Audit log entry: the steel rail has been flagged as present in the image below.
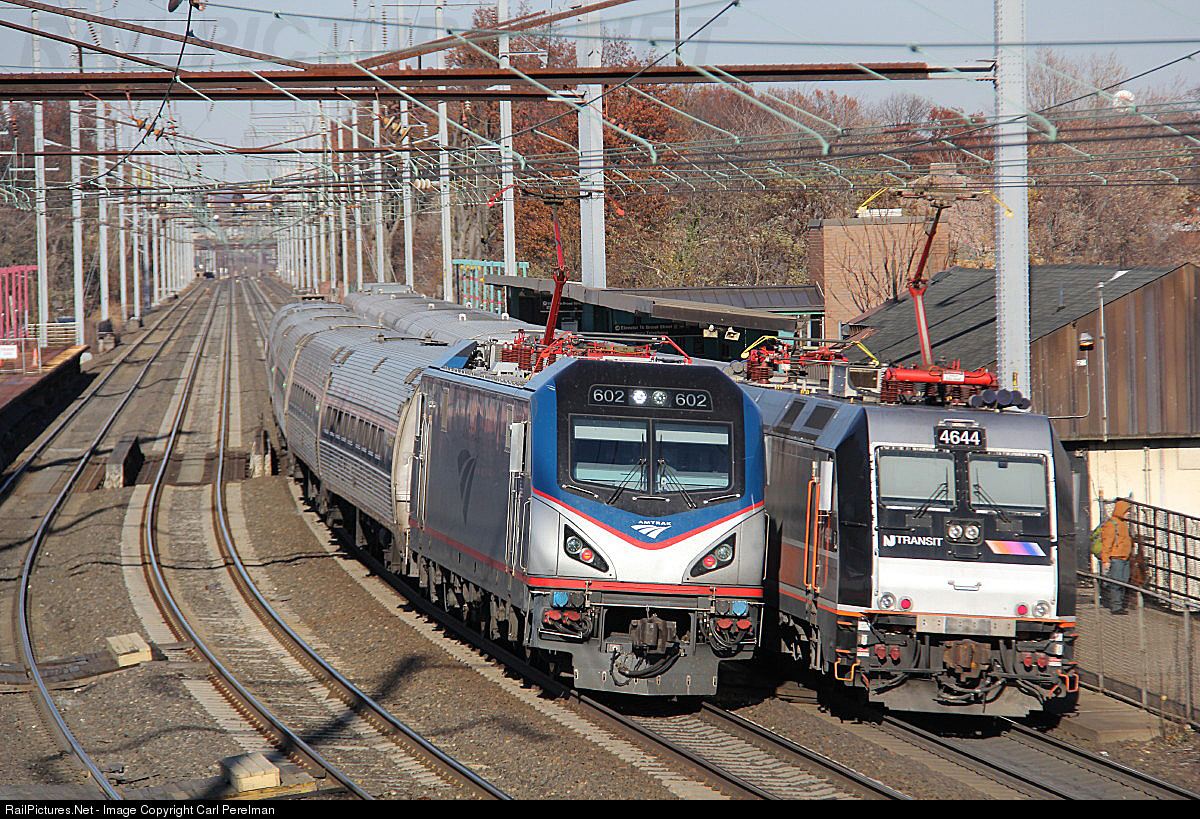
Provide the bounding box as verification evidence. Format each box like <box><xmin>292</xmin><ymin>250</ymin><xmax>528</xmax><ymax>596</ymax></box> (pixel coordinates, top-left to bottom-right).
<box><xmin>218</xmin><ymin>279</ymin><xmax>508</xmax><ymax>799</ymax></box>
<box><xmin>245</xmin><ymin>276</ymin><xmax>875</xmax><ymax>799</ymax></box>
<box><xmin>244</xmin><ymin>276</ymin><xmax>772</xmax><ymax>799</ymax></box>
<box><xmin>0</xmin><ymin>287</ymin><xmax>203</xmax><ymax>500</ymax></box>
<box><xmin>873</xmin><ymin>713</ymin><xmax>1071</xmax><ymax>799</ymax></box>
<box><xmin>282</xmin><ymin>497</ymin><xmax>770</xmax><ymax>800</ymax></box>
<box><xmin>997</xmin><ymin>717</ymin><xmax>1200</xmax><ymax>800</ymax></box>
<box><xmin>698</xmin><ymin>703</ymin><xmax>909</xmax><ymax>800</ymax></box>
<box><xmin>137</xmin><ymin>282</ymin><xmax>373</xmax><ymax>800</ymax></box>
<box><xmin>14</xmin><ymin>283</ymin><xmax>212</xmax><ymax>799</ymax></box>
<box><xmin>878</xmin><ymin>711</ymin><xmax>1198</xmax><ymax>799</ymax></box>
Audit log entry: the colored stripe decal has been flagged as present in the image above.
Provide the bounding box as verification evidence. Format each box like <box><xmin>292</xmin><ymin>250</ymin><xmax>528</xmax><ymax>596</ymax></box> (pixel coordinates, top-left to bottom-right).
<box><xmin>411</xmin><ymin>520</ymin><xmax>762</xmax><ymax>599</ymax></box>
<box><xmin>533</xmin><ymin>488</ymin><xmax>762</xmax><ymax>550</ymax></box>
<box><xmin>986</xmin><ymin>539</ymin><xmax>1045</xmax><ymax>557</ymax></box>
<box><xmin>528</xmin><ymin>576</ymin><xmax>763</xmax><ymax>598</ymax></box>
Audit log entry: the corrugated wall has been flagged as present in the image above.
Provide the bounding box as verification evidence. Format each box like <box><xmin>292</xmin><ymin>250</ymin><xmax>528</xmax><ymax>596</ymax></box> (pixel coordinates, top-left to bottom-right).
<box><xmin>1033</xmin><ymin>264</ymin><xmax>1199</xmax><ymax>441</ymax></box>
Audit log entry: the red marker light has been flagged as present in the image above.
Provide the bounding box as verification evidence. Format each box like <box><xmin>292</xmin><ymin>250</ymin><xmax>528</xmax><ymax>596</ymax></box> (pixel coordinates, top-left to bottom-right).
<box><xmin>702</xmin><ymin>554</ymin><xmax>718</xmax><ymax>569</ymax></box>
<box><xmin>580</xmin><ymin>549</ymin><xmax>594</xmax><ymax>563</ymax></box>
<box><xmin>1016</xmin><ymin>603</ymin><xmax>1029</xmax><ymax>616</ymax></box>
<box><xmin>899</xmin><ymin>598</ymin><xmax>912</xmax><ymax>610</ymax></box>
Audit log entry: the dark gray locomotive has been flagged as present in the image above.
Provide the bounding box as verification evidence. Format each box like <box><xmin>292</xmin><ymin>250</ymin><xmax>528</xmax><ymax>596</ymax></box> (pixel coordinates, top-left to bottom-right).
<box><xmin>741</xmin><ymin>367</ymin><xmax>1079</xmax><ymax>716</ymax></box>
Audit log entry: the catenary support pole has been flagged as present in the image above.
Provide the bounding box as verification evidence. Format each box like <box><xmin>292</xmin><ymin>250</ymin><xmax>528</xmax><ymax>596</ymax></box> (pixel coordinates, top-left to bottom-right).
<box><xmin>32</xmin><ymin>10</ymin><xmax>48</xmax><ymax>346</ymax></box>
<box><xmin>499</xmin><ymin>0</ymin><xmax>517</xmax><ymax>281</ymax></box>
<box><xmin>69</xmin><ymin>20</ymin><xmax>84</xmax><ymax>345</ymax></box>
<box><xmin>437</xmin><ymin>0</ymin><xmax>453</xmax><ymax>301</ymax></box>
<box><xmin>577</xmin><ymin>10</ymin><xmax>607</xmax><ymax>288</ymax></box>
<box><xmin>994</xmin><ymin>0</ymin><xmax>1030</xmax><ymax>395</ymax></box>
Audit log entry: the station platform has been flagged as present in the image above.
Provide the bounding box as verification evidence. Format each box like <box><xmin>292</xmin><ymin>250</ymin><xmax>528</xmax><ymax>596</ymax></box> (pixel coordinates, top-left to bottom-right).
<box><xmin>1055</xmin><ymin>688</ymin><xmax>1163</xmax><ymax>743</ymax></box>
<box><xmin>0</xmin><ymin>345</ymin><xmax>87</xmax><ymax>472</ymax></box>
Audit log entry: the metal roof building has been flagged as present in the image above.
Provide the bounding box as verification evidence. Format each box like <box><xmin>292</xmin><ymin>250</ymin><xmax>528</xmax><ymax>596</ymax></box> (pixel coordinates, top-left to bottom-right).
<box><xmin>845</xmin><ymin>262</ymin><xmax>1200</xmax><ymax>517</ymax></box>
<box><xmin>485</xmin><ymin>275</ymin><xmax>824</xmax><ymax>360</ymax></box>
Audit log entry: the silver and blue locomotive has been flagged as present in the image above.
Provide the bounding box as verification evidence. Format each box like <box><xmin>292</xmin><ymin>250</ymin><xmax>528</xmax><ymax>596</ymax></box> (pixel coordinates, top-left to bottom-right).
<box><xmin>267</xmin><ymin>298</ymin><xmax>766</xmax><ymax>696</ymax></box>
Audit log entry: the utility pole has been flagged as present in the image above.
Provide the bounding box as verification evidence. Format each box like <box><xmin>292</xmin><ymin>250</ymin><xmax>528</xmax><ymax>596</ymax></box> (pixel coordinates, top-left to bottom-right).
<box><xmin>32</xmin><ymin>9</ymin><xmax>48</xmax><ymax>346</ymax></box>
<box><xmin>94</xmin><ymin>0</ymin><xmax>109</xmax><ymax>323</ymax></box>
<box><xmin>577</xmin><ymin>10</ymin><xmax>607</xmax><ymax>288</ymax></box>
<box><xmin>151</xmin><ymin>211</ymin><xmax>160</xmax><ymax>305</ymax></box>
<box><xmin>437</xmin><ymin>0</ymin><xmax>454</xmax><ymax>301</ymax></box>
<box><xmin>338</xmin><ymin>116</ymin><xmax>350</xmax><ymax>295</ymax></box>
<box><xmin>350</xmin><ymin>64</ymin><xmax>364</xmax><ymax>292</ymax></box>
<box><xmin>674</xmin><ymin>0</ymin><xmax>681</xmax><ymax>66</ymax></box>
<box><xmin>994</xmin><ymin>0</ymin><xmax>1030</xmax><ymax>395</ymax></box>
<box><xmin>401</xmin><ymin>96</ymin><xmax>415</xmax><ymax>288</ymax></box>
<box><xmin>96</xmin><ymin>107</ymin><xmax>110</xmax><ymax>322</ymax></box>
<box><xmin>69</xmin><ymin>18</ymin><xmax>85</xmax><ymax>345</ymax></box>
<box><xmin>373</xmin><ymin>5</ymin><xmax>390</xmax><ymax>285</ymax></box>
<box><xmin>400</xmin><ymin>33</ymin><xmax>415</xmax><ymax>290</ymax></box>
<box><xmin>499</xmin><ymin>0</ymin><xmax>517</xmax><ymax>281</ymax></box>
<box><xmin>131</xmin><ymin>204</ymin><xmax>141</xmax><ymax>322</ymax></box>
<box><xmin>117</xmin><ymin>117</ymin><xmax>128</xmax><ymax>323</ymax></box>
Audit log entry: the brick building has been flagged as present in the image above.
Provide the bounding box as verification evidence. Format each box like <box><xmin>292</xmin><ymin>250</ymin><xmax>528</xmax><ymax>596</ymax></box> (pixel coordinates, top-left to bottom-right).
<box><xmin>806</xmin><ymin>213</ymin><xmax>951</xmax><ymax>338</ymax></box>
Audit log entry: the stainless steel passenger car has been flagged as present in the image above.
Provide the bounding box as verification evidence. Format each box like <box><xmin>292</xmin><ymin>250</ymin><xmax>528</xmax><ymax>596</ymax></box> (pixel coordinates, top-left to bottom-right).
<box><xmin>267</xmin><ymin>300</ymin><xmax>768</xmax><ymax>696</ymax></box>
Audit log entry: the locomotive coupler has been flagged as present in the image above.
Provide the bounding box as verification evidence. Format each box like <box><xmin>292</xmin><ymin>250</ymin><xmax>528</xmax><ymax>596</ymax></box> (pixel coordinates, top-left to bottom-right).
<box><xmin>943</xmin><ymin>639</ymin><xmax>991</xmax><ymax>681</ymax></box>
<box><xmin>628</xmin><ymin>614</ymin><xmax>678</xmax><ymax>659</ymax></box>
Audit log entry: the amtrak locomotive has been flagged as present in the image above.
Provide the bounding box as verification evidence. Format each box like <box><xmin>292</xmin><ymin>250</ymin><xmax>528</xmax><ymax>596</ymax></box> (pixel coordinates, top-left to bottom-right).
<box><xmin>267</xmin><ymin>298</ymin><xmax>765</xmax><ymax>696</ymax></box>
<box><xmin>735</xmin><ymin>345</ymin><xmax>1079</xmax><ymax>716</ymax></box>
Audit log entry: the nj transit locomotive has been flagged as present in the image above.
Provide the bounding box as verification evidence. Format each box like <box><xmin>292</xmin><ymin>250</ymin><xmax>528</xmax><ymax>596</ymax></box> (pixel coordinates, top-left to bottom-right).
<box><xmin>735</xmin><ymin>347</ymin><xmax>1078</xmax><ymax>716</ymax></box>
<box><xmin>267</xmin><ymin>299</ymin><xmax>765</xmax><ymax>695</ymax></box>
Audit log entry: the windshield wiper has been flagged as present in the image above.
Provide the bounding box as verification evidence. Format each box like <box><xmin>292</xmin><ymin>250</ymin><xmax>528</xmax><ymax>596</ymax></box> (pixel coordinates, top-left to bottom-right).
<box><xmin>606</xmin><ymin>458</ymin><xmax>647</xmax><ymax>506</ymax></box>
<box><xmin>971</xmin><ymin>482</ymin><xmax>1012</xmax><ymax>524</ymax></box>
<box><xmin>913</xmin><ymin>482</ymin><xmax>949</xmax><ymax>519</ymax></box>
<box><xmin>656</xmin><ymin>460</ymin><xmax>699</xmax><ymax>509</ymax></box>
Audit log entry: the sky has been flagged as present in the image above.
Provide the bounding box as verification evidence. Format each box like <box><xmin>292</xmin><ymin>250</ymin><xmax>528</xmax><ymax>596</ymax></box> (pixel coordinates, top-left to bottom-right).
<box><xmin>4</xmin><ymin>0</ymin><xmax>1198</xmax><ymax>183</ymax></box>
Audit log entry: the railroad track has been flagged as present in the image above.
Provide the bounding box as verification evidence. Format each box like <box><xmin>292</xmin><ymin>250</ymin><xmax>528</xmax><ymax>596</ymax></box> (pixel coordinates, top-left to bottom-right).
<box><xmin>157</xmin><ymin>278</ymin><xmax>505</xmax><ymax>798</ymax></box>
<box><xmin>874</xmin><ymin>712</ymin><xmax>1200</xmax><ymax>800</ymax></box>
<box><xmin>239</xmin><ymin>275</ymin><xmax>904</xmax><ymax>800</ymax></box>
<box><xmin>7</xmin><ymin>285</ymin><xmax>211</xmax><ymax>797</ymax></box>
<box><xmin>239</xmin><ymin>274</ymin><xmax>1200</xmax><ymax>802</ymax></box>
<box><xmin>300</xmin><ymin>499</ymin><xmax>902</xmax><ymax>800</ymax></box>
<box><xmin>774</xmin><ymin>687</ymin><xmax>1200</xmax><ymax>801</ymax></box>
<box><xmin>627</xmin><ymin>703</ymin><xmax>906</xmax><ymax>799</ymax></box>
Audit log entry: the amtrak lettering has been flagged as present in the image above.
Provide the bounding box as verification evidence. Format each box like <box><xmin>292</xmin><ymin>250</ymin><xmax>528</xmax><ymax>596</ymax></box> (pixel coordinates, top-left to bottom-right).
<box><xmin>882</xmin><ymin>534</ymin><xmax>945</xmax><ymax>548</ymax></box>
<box><xmin>631</xmin><ymin>520</ymin><xmax>672</xmax><ymax>539</ymax></box>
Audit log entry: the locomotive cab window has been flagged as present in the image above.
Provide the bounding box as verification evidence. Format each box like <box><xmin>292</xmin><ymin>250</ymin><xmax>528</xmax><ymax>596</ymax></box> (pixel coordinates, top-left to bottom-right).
<box><xmin>876</xmin><ymin>450</ymin><xmax>955</xmax><ymax>509</ymax></box>
<box><xmin>968</xmin><ymin>454</ymin><xmax>1048</xmax><ymax>514</ymax></box>
<box><xmin>570</xmin><ymin>417</ymin><xmax>649</xmax><ymax>491</ymax></box>
<box><xmin>654</xmin><ymin>421</ymin><xmax>731</xmax><ymax>491</ymax></box>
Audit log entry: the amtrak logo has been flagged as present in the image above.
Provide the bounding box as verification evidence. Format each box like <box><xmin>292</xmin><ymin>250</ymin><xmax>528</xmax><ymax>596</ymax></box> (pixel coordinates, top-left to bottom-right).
<box><xmin>882</xmin><ymin>534</ymin><xmax>944</xmax><ymax>548</ymax></box>
<box><xmin>632</xmin><ymin>520</ymin><xmax>672</xmax><ymax>539</ymax></box>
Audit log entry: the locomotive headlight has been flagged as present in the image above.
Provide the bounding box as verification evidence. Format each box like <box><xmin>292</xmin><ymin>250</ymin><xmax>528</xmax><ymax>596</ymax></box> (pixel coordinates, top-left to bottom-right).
<box><xmin>562</xmin><ymin>527</ymin><xmax>609</xmax><ymax>572</ymax></box>
<box><xmin>964</xmin><ymin>523</ymin><xmax>982</xmax><ymax>541</ymax></box>
<box><xmin>631</xmin><ymin>389</ymin><xmax>648</xmax><ymax>405</ymax></box>
<box><xmin>690</xmin><ymin>536</ymin><xmax>736</xmax><ymax>578</ymax></box>
<box><xmin>947</xmin><ymin>523</ymin><xmax>964</xmax><ymax>540</ymax></box>
<box><xmin>1034</xmin><ymin>600</ymin><xmax>1052</xmax><ymax>618</ymax></box>
<box><xmin>652</xmin><ymin>390</ymin><xmax>669</xmax><ymax>407</ymax></box>
<box><xmin>878</xmin><ymin>592</ymin><xmax>896</xmax><ymax>610</ymax></box>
